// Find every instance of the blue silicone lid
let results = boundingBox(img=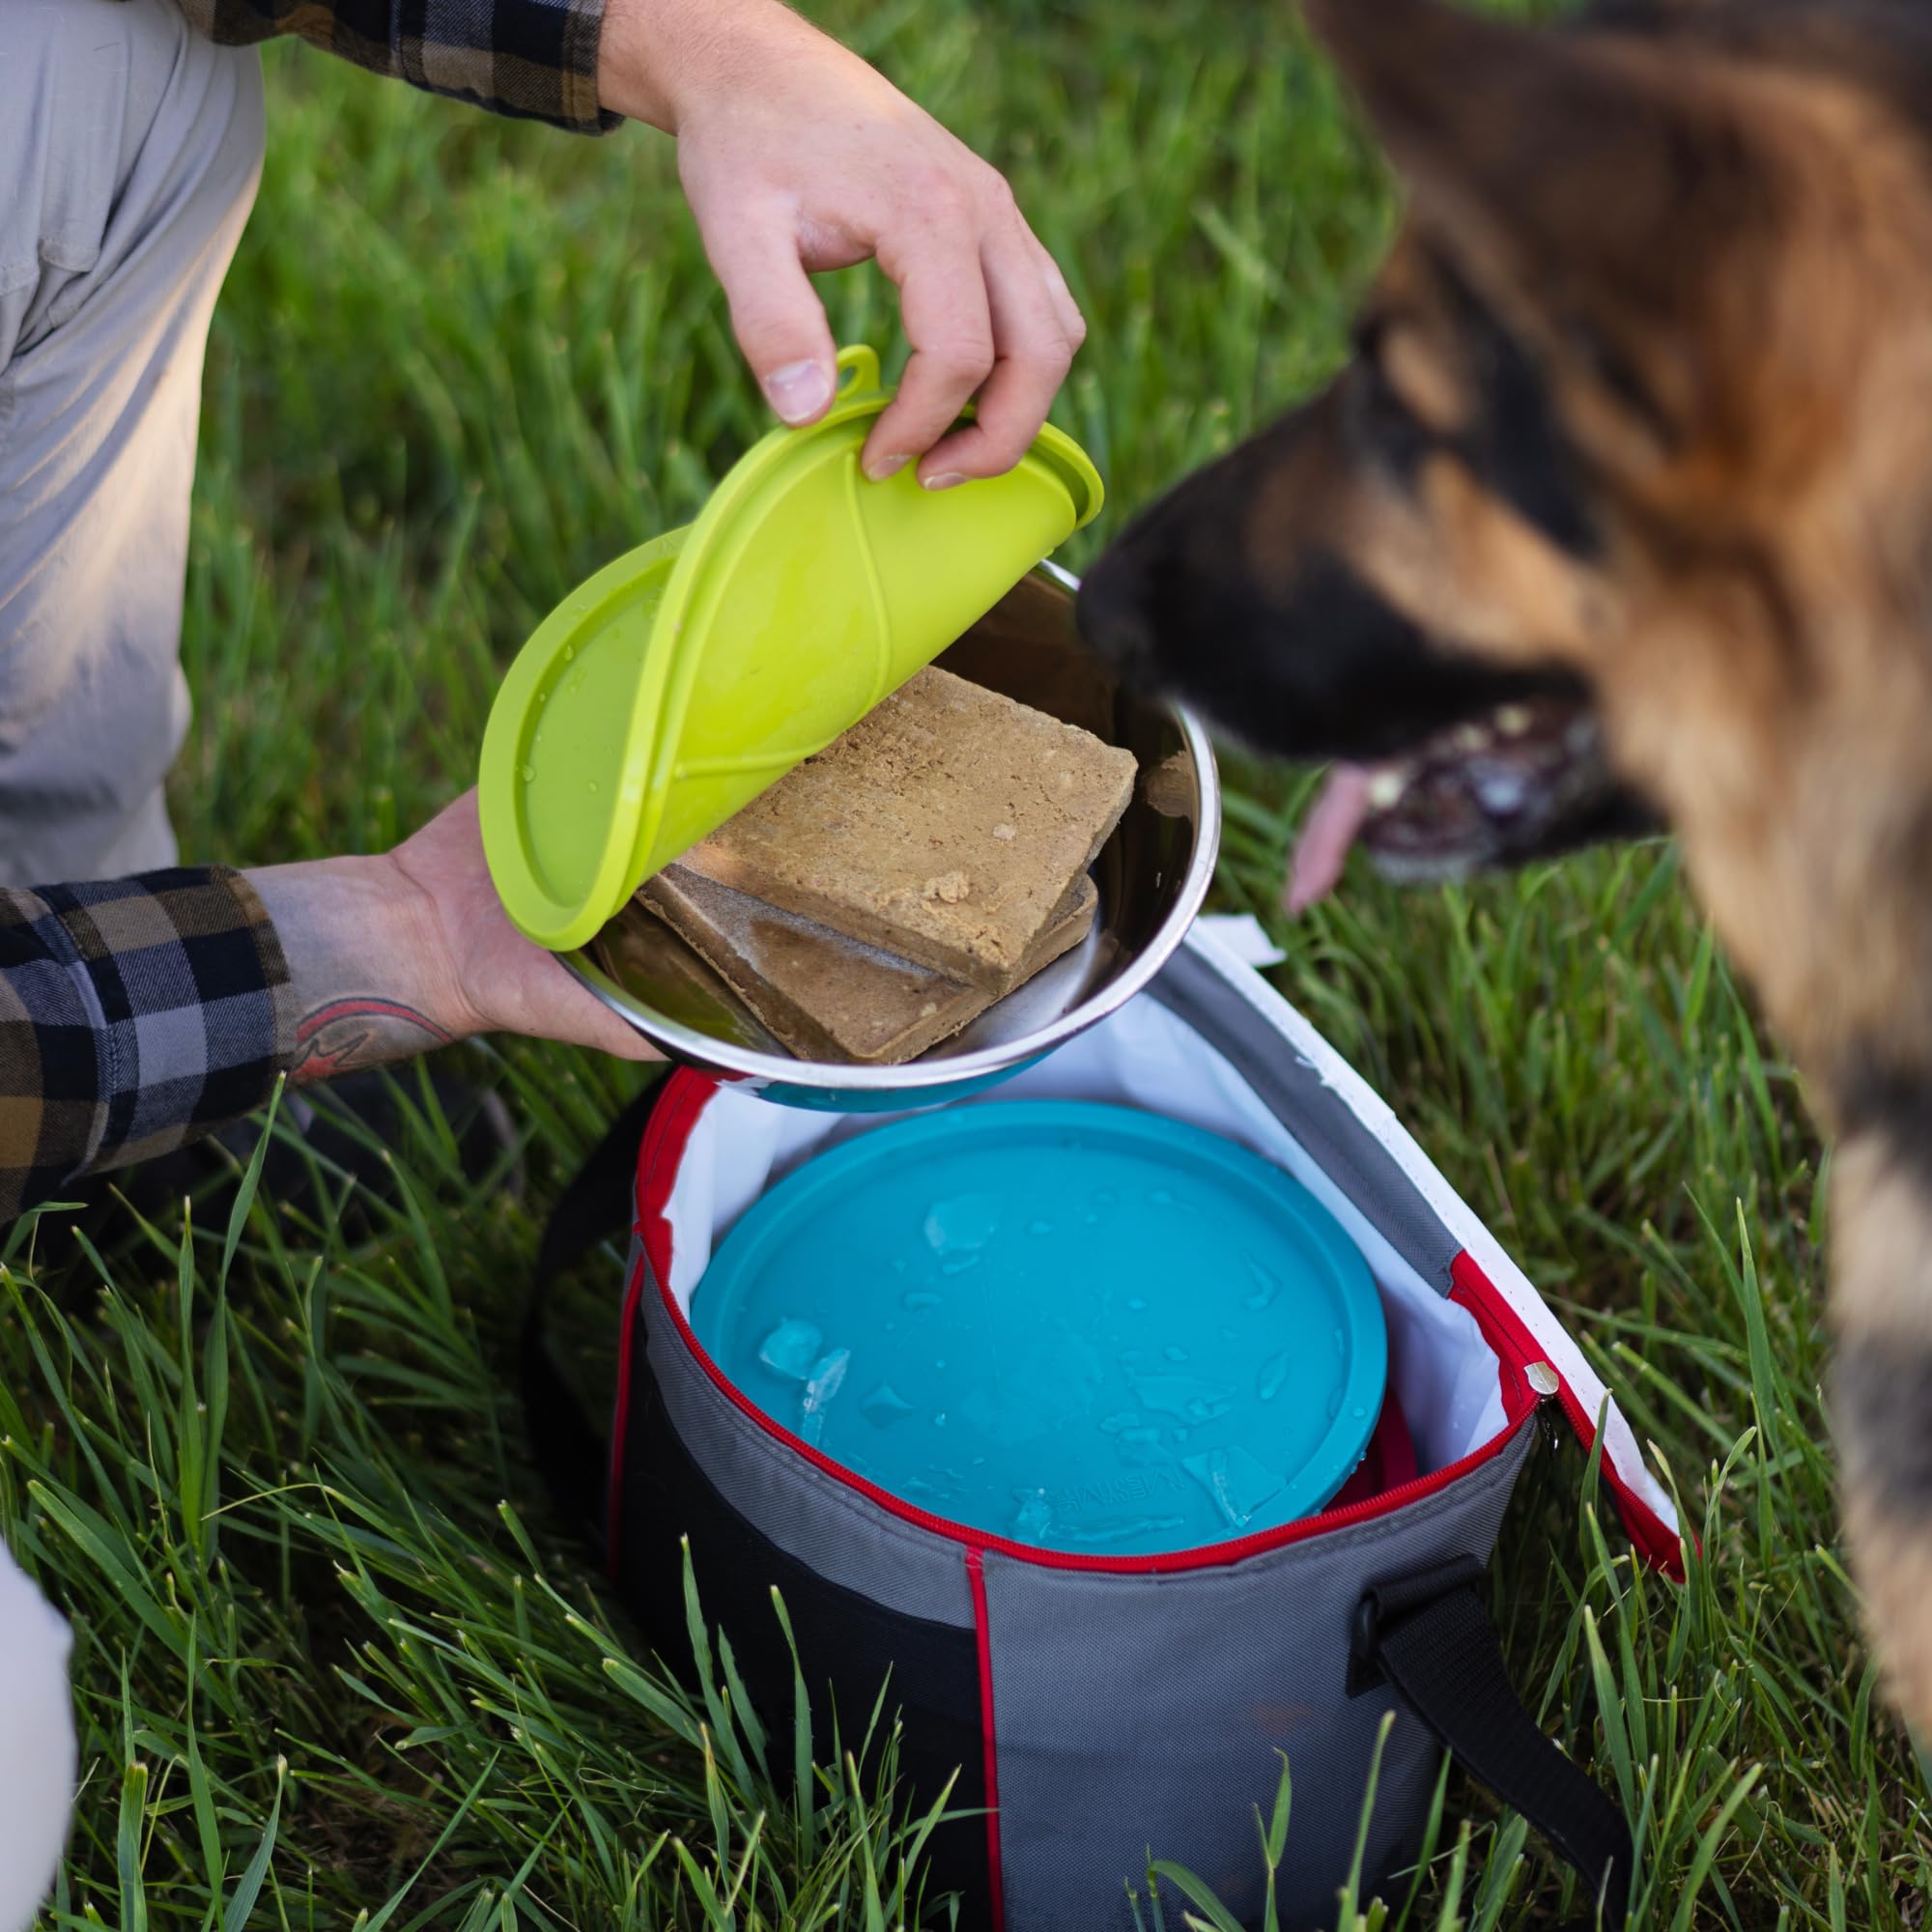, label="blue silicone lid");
[691,1100,1388,1556]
